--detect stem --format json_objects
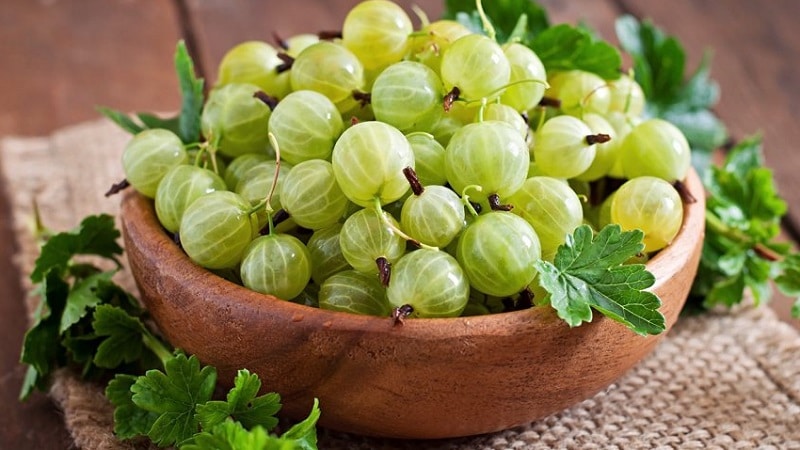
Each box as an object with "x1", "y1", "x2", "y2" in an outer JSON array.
[
  {"x1": 403, "y1": 167, "x2": 424, "y2": 196},
  {"x1": 371, "y1": 197, "x2": 437, "y2": 250},
  {"x1": 538, "y1": 96, "x2": 561, "y2": 108},
  {"x1": 443, "y1": 86, "x2": 460, "y2": 112},
  {"x1": 705, "y1": 210, "x2": 782, "y2": 262},
  {"x1": 275, "y1": 52, "x2": 294, "y2": 73},
  {"x1": 391, "y1": 304, "x2": 414, "y2": 325},
  {"x1": 476, "y1": 97, "x2": 488, "y2": 123},
  {"x1": 272, "y1": 31, "x2": 289, "y2": 50},
  {"x1": 475, "y1": 0, "x2": 496, "y2": 41},
  {"x1": 460, "y1": 185, "x2": 483, "y2": 217},
  {"x1": 377, "y1": 256, "x2": 392, "y2": 287},
  {"x1": 488, "y1": 193, "x2": 513, "y2": 211},
  {"x1": 104, "y1": 179, "x2": 129, "y2": 197},
  {"x1": 142, "y1": 331, "x2": 174, "y2": 368},
  {"x1": 411, "y1": 5, "x2": 430, "y2": 28},
  {"x1": 673, "y1": 179, "x2": 697, "y2": 204},
  {"x1": 352, "y1": 90, "x2": 371, "y2": 107},
  {"x1": 585, "y1": 134, "x2": 611, "y2": 145},
  {"x1": 253, "y1": 91, "x2": 280, "y2": 111},
  {"x1": 317, "y1": 30, "x2": 343, "y2": 40}
]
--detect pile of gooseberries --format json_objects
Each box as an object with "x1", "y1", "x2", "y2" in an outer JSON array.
[{"x1": 120, "y1": 0, "x2": 691, "y2": 320}]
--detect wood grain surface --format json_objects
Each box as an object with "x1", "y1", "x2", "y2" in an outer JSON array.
[{"x1": 0, "y1": 0, "x2": 797, "y2": 447}]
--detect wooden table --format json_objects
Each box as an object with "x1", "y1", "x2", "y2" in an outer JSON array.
[{"x1": 1, "y1": 1, "x2": 797, "y2": 447}]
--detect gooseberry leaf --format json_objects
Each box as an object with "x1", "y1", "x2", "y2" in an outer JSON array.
[
  {"x1": 19, "y1": 270, "x2": 69, "y2": 399},
  {"x1": 443, "y1": 0, "x2": 550, "y2": 44},
  {"x1": 175, "y1": 40, "x2": 204, "y2": 144},
  {"x1": 281, "y1": 398, "x2": 321, "y2": 450},
  {"x1": 30, "y1": 214, "x2": 122, "y2": 283},
  {"x1": 92, "y1": 304, "x2": 150, "y2": 369},
  {"x1": 535, "y1": 225, "x2": 666, "y2": 336},
  {"x1": 196, "y1": 369, "x2": 282, "y2": 431},
  {"x1": 106, "y1": 374, "x2": 159, "y2": 440},
  {"x1": 130, "y1": 353, "x2": 217, "y2": 447},
  {"x1": 530, "y1": 24, "x2": 622, "y2": 80}
]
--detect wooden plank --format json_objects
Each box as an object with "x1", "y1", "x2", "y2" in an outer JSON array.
[
  {"x1": 0, "y1": 0, "x2": 183, "y2": 137},
  {"x1": 0, "y1": 1, "x2": 184, "y2": 448},
  {"x1": 618, "y1": 0, "x2": 800, "y2": 234}
]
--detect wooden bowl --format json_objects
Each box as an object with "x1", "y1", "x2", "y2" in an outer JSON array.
[{"x1": 120, "y1": 169, "x2": 705, "y2": 440}]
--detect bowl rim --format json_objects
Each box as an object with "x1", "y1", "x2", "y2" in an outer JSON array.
[{"x1": 121, "y1": 167, "x2": 705, "y2": 336}]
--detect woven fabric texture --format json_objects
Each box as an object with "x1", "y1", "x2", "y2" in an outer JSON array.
[{"x1": 3, "y1": 119, "x2": 799, "y2": 449}]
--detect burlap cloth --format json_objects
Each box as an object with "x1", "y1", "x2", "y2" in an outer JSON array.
[{"x1": 2, "y1": 119, "x2": 799, "y2": 449}]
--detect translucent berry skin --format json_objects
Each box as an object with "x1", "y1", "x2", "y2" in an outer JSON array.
[
  {"x1": 372, "y1": 61, "x2": 444, "y2": 133},
  {"x1": 235, "y1": 161, "x2": 292, "y2": 230},
  {"x1": 215, "y1": 41, "x2": 290, "y2": 99},
  {"x1": 319, "y1": 270, "x2": 390, "y2": 316},
  {"x1": 548, "y1": 70, "x2": 611, "y2": 117},
  {"x1": 342, "y1": 0, "x2": 413, "y2": 71},
  {"x1": 387, "y1": 249, "x2": 470, "y2": 318},
  {"x1": 500, "y1": 42, "x2": 547, "y2": 112},
  {"x1": 122, "y1": 129, "x2": 188, "y2": 198},
  {"x1": 574, "y1": 113, "x2": 618, "y2": 182},
  {"x1": 406, "y1": 133, "x2": 447, "y2": 187},
  {"x1": 607, "y1": 74, "x2": 646, "y2": 117},
  {"x1": 179, "y1": 191, "x2": 258, "y2": 270},
  {"x1": 223, "y1": 153, "x2": 270, "y2": 190},
  {"x1": 610, "y1": 176, "x2": 683, "y2": 253},
  {"x1": 331, "y1": 121, "x2": 414, "y2": 207},
  {"x1": 307, "y1": 224, "x2": 352, "y2": 285},
  {"x1": 401, "y1": 185, "x2": 465, "y2": 248},
  {"x1": 279, "y1": 159, "x2": 349, "y2": 230},
  {"x1": 445, "y1": 120, "x2": 529, "y2": 203},
  {"x1": 268, "y1": 90, "x2": 344, "y2": 165},
  {"x1": 620, "y1": 118, "x2": 691, "y2": 182},
  {"x1": 409, "y1": 19, "x2": 472, "y2": 74},
  {"x1": 339, "y1": 207, "x2": 406, "y2": 275},
  {"x1": 481, "y1": 103, "x2": 529, "y2": 140},
  {"x1": 506, "y1": 176, "x2": 583, "y2": 261},
  {"x1": 440, "y1": 33, "x2": 511, "y2": 101},
  {"x1": 240, "y1": 233, "x2": 312, "y2": 300},
  {"x1": 201, "y1": 83, "x2": 272, "y2": 158},
  {"x1": 533, "y1": 115, "x2": 597, "y2": 180},
  {"x1": 155, "y1": 165, "x2": 226, "y2": 233},
  {"x1": 456, "y1": 211, "x2": 542, "y2": 297},
  {"x1": 290, "y1": 41, "x2": 365, "y2": 113}
]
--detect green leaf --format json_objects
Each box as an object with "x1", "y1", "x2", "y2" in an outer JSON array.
[
  {"x1": 131, "y1": 353, "x2": 217, "y2": 447},
  {"x1": 196, "y1": 369, "x2": 281, "y2": 431},
  {"x1": 443, "y1": 0, "x2": 550, "y2": 44},
  {"x1": 530, "y1": 24, "x2": 622, "y2": 80},
  {"x1": 535, "y1": 225, "x2": 665, "y2": 335},
  {"x1": 703, "y1": 272, "x2": 745, "y2": 309},
  {"x1": 694, "y1": 135, "x2": 794, "y2": 309},
  {"x1": 616, "y1": 15, "x2": 685, "y2": 103},
  {"x1": 96, "y1": 107, "x2": 145, "y2": 135},
  {"x1": 705, "y1": 137, "x2": 787, "y2": 241},
  {"x1": 19, "y1": 270, "x2": 70, "y2": 399},
  {"x1": 30, "y1": 214, "x2": 122, "y2": 283},
  {"x1": 776, "y1": 254, "x2": 800, "y2": 318},
  {"x1": 281, "y1": 398, "x2": 321, "y2": 450},
  {"x1": 92, "y1": 304, "x2": 149, "y2": 368},
  {"x1": 59, "y1": 271, "x2": 115, "y2": 333},
  {"x1": 175, "y1": 40, "x2": 204, "y2": 144},
  {"x1": 182, "y1": 422, "x2": 301, "y2": 450},
  {"x1": 137, "y1": 112, "x2": 182, "y2": 135},
  {"x1": 106, "y1": 374, "x2": 159, "y2": 440}
]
